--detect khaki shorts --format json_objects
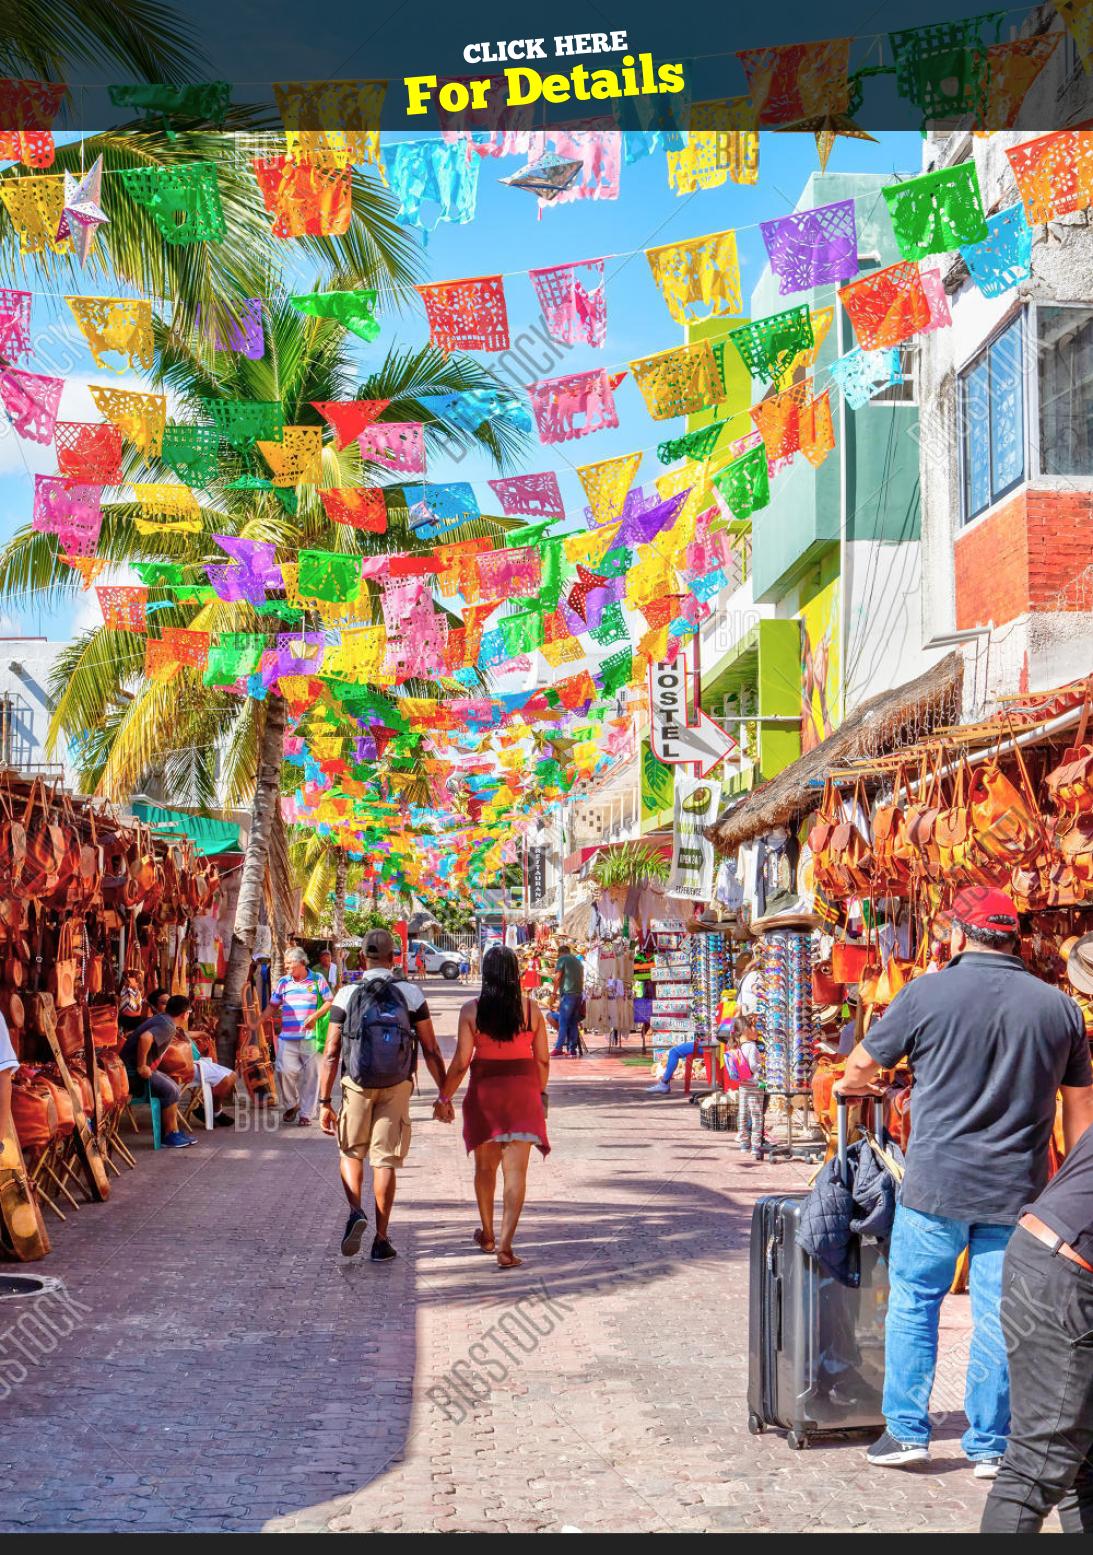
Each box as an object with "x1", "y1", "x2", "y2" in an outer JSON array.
[{"x1": 337, "y1": 1079, "x2": 413, "y2": 1168}]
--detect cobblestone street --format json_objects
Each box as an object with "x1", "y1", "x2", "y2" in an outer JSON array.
[{"x1": 1, "y1": 982, "x2": 1001, "y2": 1533}]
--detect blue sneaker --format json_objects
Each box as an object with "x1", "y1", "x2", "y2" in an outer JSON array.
[
  {"x1": 163, "y1": 1131, "x2": 195, "y2": 1149},
  {"x1": 341, "y1": 1208, "x2": 368, "y2": 1258}
]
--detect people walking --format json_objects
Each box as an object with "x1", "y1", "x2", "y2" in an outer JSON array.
[
  {"x1": 551, "y1": 942, "x2": 584, "y2": 1058},
  {"x1": 270, "y1": 947, "x2": 333, "y2": 1127},
  {"x1": 319, "y1": 928, "x2": 452, "y2": 1263},
  {"x1": 836, "y1": 887, "x2": 1093, "y2": 1475},
  {"x1": 438, "y1": 945, "x2": 550, "y2": 1269}
]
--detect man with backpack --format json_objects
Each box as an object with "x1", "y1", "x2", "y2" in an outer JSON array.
[{"x1": 318, "y1": 928, "x2": 453, "y2": 1262}]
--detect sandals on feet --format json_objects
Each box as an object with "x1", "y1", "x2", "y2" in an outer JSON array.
[
  {"x1": 496, "y1": 1250, "x2": 523, "y2": 1269},
  {"x1": 473, "y1": 1228, "x2": 496, "y2": 1253}
]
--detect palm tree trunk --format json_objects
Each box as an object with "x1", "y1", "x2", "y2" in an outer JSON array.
[
  {"x1": 333, "y1": 853, "x2": 347, "y2": 979},
  {"x1": 216, "y1": 694, "x2": 286, "y2": 1066}
]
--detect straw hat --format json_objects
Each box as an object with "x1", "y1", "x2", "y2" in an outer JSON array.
[{"x1": 1065, "y1": 933, "x2": 1093, "y2": 996}]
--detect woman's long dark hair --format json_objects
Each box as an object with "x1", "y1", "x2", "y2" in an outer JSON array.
[{"x1": 475, "y1": 945, "x2": 525, "y2": 1042}]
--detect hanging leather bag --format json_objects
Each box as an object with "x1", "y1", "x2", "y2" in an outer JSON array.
[{"x1": 968, "y1": 731, "x2": 1042, "y2": 870}]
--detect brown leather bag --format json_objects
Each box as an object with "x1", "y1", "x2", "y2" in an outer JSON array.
[
  {"x1": 100, "y1": 1049, "x2": 130, "y2": 1107},
  {"x1": 38, "y1": 1066, "x2": 75, "y2": 1138},
  {"x1": 903, "y1": 750, "x2": 943, "y2": 883},
  {"x1": 14, "y1": 780, "x2": 63, "y2": 900},
  {"x1": 50, "y1": 919, "x2": 79, "y2": 1010},
  {"x1": 1045, "y1": 685, "x2": 1093, "y2": 815},
  {"x1": 10, "y1": 1068, "x2": 58, "y2": 1151},
  {"x1": 935, "y1": 756, "x2": 976, "y2": 885},
  {"x1": 54, "y1": 1002, "x2": 85, "y2": 1061},
  {"x1": 808, "y1": 781, "x2": 841, "y2": 896},
  {"x1": 968, "y1": 734, "x2": 1042, "y2": 869},
  {"x1": 872, "y1": 768, "x2": 911, "y2": 897},
  {"x1": 830, "y1": 782, "x2": 874, "y2": 896},
  {"x1": 87, "y1": 1003, "x2": 120, "y2": 1050}
]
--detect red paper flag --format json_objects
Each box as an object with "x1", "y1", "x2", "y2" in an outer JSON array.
[{"x1": 311, "y1": 399, "x2": 390, "y2": 449}]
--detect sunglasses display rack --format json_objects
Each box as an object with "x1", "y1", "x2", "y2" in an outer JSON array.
[
  {"x1": 758, "y1": 927, "x2": 818, "y2": 1093},
  {"x1": 689, "y1": 931, "x2": 731, "y2": 1042}
]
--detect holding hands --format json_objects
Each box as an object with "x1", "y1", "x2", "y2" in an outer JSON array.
[{"x1": 433, "y1": 1097, "x2": 455, "y2": 1124}]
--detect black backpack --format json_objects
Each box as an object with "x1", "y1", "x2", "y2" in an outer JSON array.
[{"x1": 342, "y1": 974, "x2": 418, "y2": 1090}]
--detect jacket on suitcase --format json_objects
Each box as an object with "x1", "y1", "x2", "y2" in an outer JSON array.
[{"x1": 747, "y1": 1101, "x2": 890, "y2": 1446}]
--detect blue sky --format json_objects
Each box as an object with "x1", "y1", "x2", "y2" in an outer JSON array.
[{"x1": 0, "y1": 128, "x2": 921, "y2": 641}]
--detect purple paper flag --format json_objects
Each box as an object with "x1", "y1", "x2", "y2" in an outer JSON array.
[{"x1": 760, "y1": 200, "x2": 858, "y2": 296}]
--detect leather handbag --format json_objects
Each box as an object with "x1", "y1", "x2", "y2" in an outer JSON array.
[
  {"x1": 968, "y1": 733, "x2": 1042, "y2": 869},
  {"x1": 50, "y1": 920, "x2": 78, "y2": 1010},
  {"x1": 157, "y1": 1039, "x2": 195, "y2": 1086},
  {"x1": 807, "y1": 781, "x2": 841, "y2": 895},
  {"x1": 9, "y1": 1068, "x2": 58, "y2": 1151},
  {"x1": 1046, "y1": 684, "x2": 1093, "y2": 815},
  {"x1": 55, "y1": 1002, "x2": 85, "y2": 1061},
  {"x1": 100, "y1": 1050, "x2": 130, "y2": 1108},
  {"x1": 87, "y1": 1003, "x2": 120, "y2": 1050},
  {"x1": 935, "y1": 756, "x2": 976, "y2": 885},
  {"x1": 38, "y1": 1067, "x2": 75, "y2": 1138},
  {"x1": 872, "y1": 768, "x2": 911, "y2": 896},
  {"x1": 829, "y1": 780, "x2": 874, "y2": 896},
  {"x1": 831, "y1": 941, "x2": 871, "y2": 982},
  {"x1": 903, "y1": 749, "x2": 944, "y2": 883}
]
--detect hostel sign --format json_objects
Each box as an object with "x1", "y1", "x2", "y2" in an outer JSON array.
[{"x1": 648, "y1": 660, "x2": 737, "y2": 778}]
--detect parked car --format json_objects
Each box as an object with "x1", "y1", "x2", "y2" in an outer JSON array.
[{"x1": 408, "y1": 940, "x2": 461, "y2": 980}]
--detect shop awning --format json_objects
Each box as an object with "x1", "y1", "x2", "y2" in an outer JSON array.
[
  {"x1": 131, "y1": 801, "x2": 242, "y2": 856},
  {"x1": 706, "y1": 652, "x2": 964, "y2": 854}
]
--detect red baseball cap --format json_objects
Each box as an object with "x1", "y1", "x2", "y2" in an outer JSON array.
[{"x1": 951, "y1": 886, "x2": 1020, "y2": 932}]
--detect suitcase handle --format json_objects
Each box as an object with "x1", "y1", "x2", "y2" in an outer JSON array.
[{"x1": 835, "y1": 1094, "x2": 885, "y2": 1188}]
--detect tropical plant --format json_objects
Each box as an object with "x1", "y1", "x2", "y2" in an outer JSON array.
[
  {"x1": 0, "y1": 296, "x2": 531, "y2": 1056},
  {"x1": 590, "y1": 841, "x2": 669, "y2": 891},
  {"x1": 0, "y1": 0, "x2": 198, "y2": 83}
]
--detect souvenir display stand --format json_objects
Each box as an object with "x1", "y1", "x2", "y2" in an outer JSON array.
[{"x1": 0, "y1": 775, "x2": 222, "y2": 1262}]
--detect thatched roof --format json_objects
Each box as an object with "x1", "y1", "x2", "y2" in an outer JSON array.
[{"x1": 707, "y1": 652, "x2": 964, "y2": 854}]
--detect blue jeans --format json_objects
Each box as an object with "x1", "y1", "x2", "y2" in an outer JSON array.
[
  {"x1": 552, "y1": 993, "x2": 581, "y2": 1054},
  {"x1": 883, "y1": 1203, "x2": 1014, "y2": 1459},
  {"x1": 663, "y1": 1042, "x2": 697, "y2": 1083}
]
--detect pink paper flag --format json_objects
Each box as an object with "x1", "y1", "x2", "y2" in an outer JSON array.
[
  {"x1": 527, "y1": 368, "x2": 624, "y2": 444},
  {"x1": 919, "y1": 266, "x2": 952, "y2": 334},
  {"x1": 33, "y1": 474, "x2": 103, "y2": 556},
  {"x1": 529, "y1": 259, "x2": 606, "y2": 347},
  {"x1": 487, "y1": 471, "x2": 565, "y2": 518},
  {"x1": 1, "y1": 367, "x2": 64, "y2": 443},
  {"x1": 358, "y1": 421, "x2": 425, "y2": 474}
]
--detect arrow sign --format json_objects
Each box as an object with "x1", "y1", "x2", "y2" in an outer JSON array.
[
  {"x1": 651, "y1": 706, "x2": 737, "y2": 778},
  {"x1": 648, "y1": 659, "x2": 738, "y2": 776}
]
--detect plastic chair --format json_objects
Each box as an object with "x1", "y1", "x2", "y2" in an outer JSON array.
[
  {"x1": 125, "y1": 1074, "x2": 163, "y2": 1149},
  {"x1": 179, "y1": 1041, "x2": 216, "y2": 1132}
]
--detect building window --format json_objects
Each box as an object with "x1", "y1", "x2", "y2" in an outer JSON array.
[
  {"x1": 873, "y1": 343, "x2": 917, "y2": 404},
  {"x1": 960, "y1": 313, "x2": 1025, "y2": 524},
  {"x1": 1038, "y1": 305, "x2": 1093, "y2": 477}
]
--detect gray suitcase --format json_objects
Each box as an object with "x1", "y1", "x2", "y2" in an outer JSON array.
[{"x1": 747, "y1": 1098, "x2": 889, "y2": 1449}]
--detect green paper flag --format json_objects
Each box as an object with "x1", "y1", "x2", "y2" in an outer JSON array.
[
  {"x1": 134, "y1": 561, "x2": 187, "y2": 586},
  {"x1": 499, "y1": 609, "x2": 545, "y2": 658},
  {"x1": 589, "y1": 601, "x2": 629, "y2": 648},
  {"x1": 598, "y1": 547, "x2": 633, "y2": 581},
  {"x1": 202, "y1": 400, "x2": 284, "y2": 449},
  {"x1": 883, "y1": 161, "x2": 988, "y2": 262},
  {"x1": 599, "y1": 648, "x2": 633, "y2": 696},
  {"x1": 167, "y1": 583, "x2": 216, "y2": 604},
  {"x1": 297, "y1": 550, "x2": 363, "y2": 603},
  {"x1": 889, "y1": 14, "x2": 1003, "y2": 124},
  {"x1": 727, "y1": 306, "x2": 813, "y2": 385},
  {"x1": 118, "y1": 162, "x2": 225, "y2": 246},
  {"x1": 714, "y1": 446, "x2": 770, "y2": 522},
  {"x1": 253, "y1": 601, "x2": 304, "y2": 622},
  {"x1": 290, "y1": 291, "x2": 381, "y2": 343},
  {"x1": 538, "y1": 538, "x2": 571, "y2": 613},
  {"x1": 204, "y1": 632, "x2": 265, "y2": 686},
  {"x1": 161, "y1": 424, "x2": 219, "y2": 486},
  {"x1": 658, "y1": 420, "x2": 727, "y2": 465}
]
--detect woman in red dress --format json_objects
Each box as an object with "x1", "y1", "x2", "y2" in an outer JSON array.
[{"x1": 438, "y1": 945, "x2": 550, "y2": 1268}]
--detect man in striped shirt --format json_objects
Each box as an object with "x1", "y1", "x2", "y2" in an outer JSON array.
[{"x1": 270, "y1": 947, "x2": 333, "y2": 1126}]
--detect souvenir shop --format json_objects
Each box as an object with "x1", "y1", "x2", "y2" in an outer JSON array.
[
  {"x1": 706, "y1": 662, "x2": 1093, "y2": 1154},
  {"x1": 0, "y1": 775, "x2": 232, "y2": 1263}
]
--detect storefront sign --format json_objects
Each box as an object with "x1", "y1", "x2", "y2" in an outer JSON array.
[
  {"x1": 526, "y1": 843, "x2": 548, "y2": 905},
  {"x1": 668, "y1": 772, "x2": 722, "y2": 901}
]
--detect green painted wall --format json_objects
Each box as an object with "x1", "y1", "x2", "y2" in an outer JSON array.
[{"x1": 746, "y1": 170, "x2": 922, "y2": 604}]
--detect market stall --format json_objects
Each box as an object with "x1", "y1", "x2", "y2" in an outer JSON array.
[
  {"x1": 708, "y1": 665, "x2": 1093, "y2": 1156},
  {"x1": 1, "y1": 773, "x2": 223, "y2": 1261}
]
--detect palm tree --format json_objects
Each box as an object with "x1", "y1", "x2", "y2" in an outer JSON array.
[
  {"x1": 0, "y1": 0, "x2": 199, "y2": 83},
  {"x1": 0, "y1": 296, "x2": 530, "y2": 1057}
]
